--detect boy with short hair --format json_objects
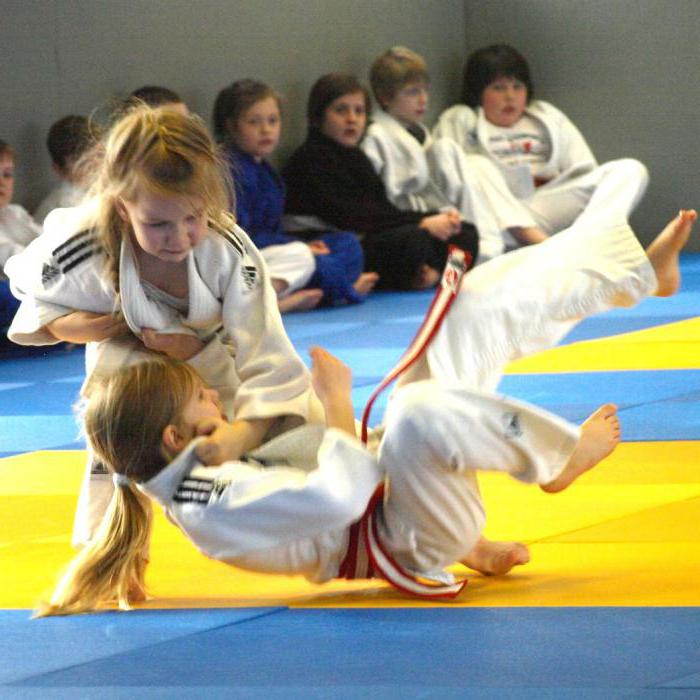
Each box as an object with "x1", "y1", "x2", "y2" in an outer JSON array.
[
  {"x1": 34, "y1": 115, "x2": 93, "y2": 224},
  {"x1": 363, "y1": 46, "x2": 548, "y2": 260}
]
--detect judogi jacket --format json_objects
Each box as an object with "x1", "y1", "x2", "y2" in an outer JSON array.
[
  {"x1": 433, "y1": 100, "x2": 597, "y2": 200},
  {"x1": 362, "y1": 110, "x2": 454, "y2": 213},
  {"x1": 140, "y1": 428, "x2": 383, "y2": 583},
  {"x1": 5, "y1": 202, "x2": 316, "y2": 424}
]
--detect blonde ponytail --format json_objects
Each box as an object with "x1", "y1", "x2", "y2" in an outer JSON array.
[
  {"x1": 36, "y1": 357, "x2": 200, "y2": 617},
  {"x1": 35, "y1": 482, "x2": 153, "y2": 617}
]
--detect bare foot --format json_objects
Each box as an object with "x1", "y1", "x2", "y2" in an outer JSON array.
[
  {"x1": 461, "y1": 537, "x2": 530, "y2": 575},
  {"x1": 278, "y1": 288, "x2": 324, "y2": 313},
  {"x1": 541, "y1": 403, "x2": 620, "y2": 493},
  {"x1": 646, "y1": 209, "x2": 697, "y2": 297},
  {"x1": 412, "y1": 264, "x2": 440, "y2": 290},
  {"x1": 353, "y1": 272, "x2": 379, "y2": 296},
  {"x1": 509, "y1": 225, "x2": 549, "y2": 245}
]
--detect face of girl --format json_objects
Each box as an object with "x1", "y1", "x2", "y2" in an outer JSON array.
[
  {"x1": 321, "y1": 91, "x2": 367, "y2": 147},
  {"x1": 181, "y1": 380, "x2": 225, "y2": 429},
  {"x1": 480, "y1": 76, "x2": 528, "y2": 128},
  {"x1": 0, "y1": 154, "x2": 15, "y2": 209},
  {"x1": 234, "y1": 96, "x2": 281, "y2": 161},
  {"x1": 117, "y1": 190, "x2": 208, "y2": 264},
  {"x1": 384, "y1": 81, "x2": 429, "y2": 126}
]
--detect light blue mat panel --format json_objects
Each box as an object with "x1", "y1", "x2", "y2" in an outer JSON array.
[{"x1": 499, "y1": 369, "x2": 700, "y2": 441}]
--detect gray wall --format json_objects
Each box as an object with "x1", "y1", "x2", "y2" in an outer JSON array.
[
  {"x1": 1, "y1": 0, "x2": 466, "y2": 210},
  {"x1": 464, "y1": 0, "x2": 700, "y2": 247},
  {"x1": 3, "y1": 0, "x2": 698, "y2": 248}
]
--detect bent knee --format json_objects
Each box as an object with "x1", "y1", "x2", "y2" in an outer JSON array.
[{"x1": 607, "y1": 158, "x2": 649, "y2": 186}]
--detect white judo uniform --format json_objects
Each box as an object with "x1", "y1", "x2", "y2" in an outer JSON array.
[
  {"x1": 0, "y1": 203, "x2": 42, "y2": 275},
  {"x1": 4, "y1": 203, "x2": 322, "y2": 545},
  {"x1": 34, "y1": 181, "x2": 85, "y2": 225},
  {"x1": 434, "y1": 101, "x2": 649, "y2": 247},
  {"x1": 259, "y1": 242, "x2": 315, "y2": 298},
  {"x1": 141, "y1": 212, "x2": 657, "y2": 592},
  {"x1": 362, "y1": 110, "x2": 517, "y2": 260}
]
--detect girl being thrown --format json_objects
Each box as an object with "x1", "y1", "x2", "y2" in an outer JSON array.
[
  {"x1": 37, "y1": 205, "x2": 696, "y2": 614},
  {"x1": 5, "y1": 106, "x2": 323, "y2": 549}
]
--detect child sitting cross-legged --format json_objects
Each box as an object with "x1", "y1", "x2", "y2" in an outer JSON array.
[
  {"x1": 213, "y1": 79, "x2": 377, "y2": 311},
  {"x1": 434, "y1": 44, "x2": 649, "y2": 249},
  {"x1": 283, "y1": 73, "x2": 479, "y2": 290},
  {"x1": 364, "y1": 46, "x2": 554, "y2": 260}
]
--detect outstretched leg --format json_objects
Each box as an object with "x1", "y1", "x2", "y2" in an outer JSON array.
[
  {"x1": 646, "y1": 209, "x2": 697, "y2": 297},
  {"x1": 541, "y1": 403, "x2": 620, "y2": 493},
  {"x1": 401, "y1": 210, "x2": 695, "y2": 393}
]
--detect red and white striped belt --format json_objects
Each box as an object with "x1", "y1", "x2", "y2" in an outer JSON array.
[{"x1": 339, "y1": 246, "x2": 472, "y2": 600}]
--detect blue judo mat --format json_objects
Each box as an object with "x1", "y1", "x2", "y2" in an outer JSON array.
[{"x1": 3, "y1": 607, "x2": 700, "y2": 697}]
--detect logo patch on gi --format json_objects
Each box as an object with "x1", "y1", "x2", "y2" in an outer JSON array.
[
  {"x1": 41, "y1": 261, "x2": 61, "y2": 288},
  {"x1": 241, "y1": 265, "x2": 257, "y2": 290},
  {"x1": 90, "y1": 460, "x2": 109, "y2": 475},
  {"x1": 502, "y1": 412, "x2": 523, "y2": 439}
]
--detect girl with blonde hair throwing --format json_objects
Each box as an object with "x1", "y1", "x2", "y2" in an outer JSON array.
[{"x1": 5, "y1": 106, "x2": 321, "y2": 549}]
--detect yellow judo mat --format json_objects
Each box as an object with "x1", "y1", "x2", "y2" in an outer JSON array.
[{"x1": 2, "y1": 317, "x2": 699, "y2": 610}]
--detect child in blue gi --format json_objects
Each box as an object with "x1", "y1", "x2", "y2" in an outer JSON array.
[{"x1": 213, "y1": 79, "x2": 378, "y2": 311}]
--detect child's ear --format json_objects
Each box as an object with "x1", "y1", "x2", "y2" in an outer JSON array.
[
  {"x1": 162, "y1": 423, "x2": 187, "y2": 455},
  {"x1": 114, "y1": 197, "x2": 129, "y2": 222}
]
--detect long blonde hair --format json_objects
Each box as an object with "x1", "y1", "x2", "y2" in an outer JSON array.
[
  {"x1": 82, "y1": 105, "x2": 235, "y2": 295},
  {"x1": 36, "y1": 358, "x2": 200, "y2": 616}
]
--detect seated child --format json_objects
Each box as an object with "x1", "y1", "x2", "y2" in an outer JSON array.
[
  {"x1": 364, "y1": 46, "x2": 534, "y2": 259},
  {"x1": 434, "y1": 44, "x2": 648, "y2": 248},
  {"x1": 127, "y1": 85, "x2": 189, "y2": 114},
  {"x1": 0, "y1": 140, "x2": 41, "y2": 330},
  {"x1": 34, "y1": 115, "x2": 94, "y2": 224},
  {"x1": 283, "y1": 73, "x2": 479, "y2": 290},
  {"x1": 213, "y1": 79, "x2": 377, "y2": 311},
  {"x1": 36, "y1": 203, "x2": 696, "y2": 613}
]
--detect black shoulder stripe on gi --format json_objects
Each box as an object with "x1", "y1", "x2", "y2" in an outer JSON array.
[
  {"x1": 44, "y1": 230, "x2": 100, "y2": 284},
  {"x1": 52, "y1": 230, "x2": 96, "y2": 257},
  {"x1": 173, "y1": 476, "x2": 215, "y2": 504},
  {"x1": 63, "y1": 249, "x2": 97, "y2": 274},
  {"x1": 221, "y1": 229, "x2": 244, "y2": 257},
  {"x1": 56, "y1": 238, "x2": 94, "y2": 266}
]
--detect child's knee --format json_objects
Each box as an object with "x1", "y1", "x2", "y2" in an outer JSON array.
[{"x1": 608, "y1": 158, "x2": 649, "y2": 188}]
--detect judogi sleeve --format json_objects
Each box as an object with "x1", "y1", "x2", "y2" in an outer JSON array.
[
  {"x1": 143, "y1": 429, "x2": 383, "y2": 562},
  {"x1": 205, "y1": 225, "x2": 314, "y2": 422},
  {"x1": 5, "y1": 209, "x2": 114, "y2": 345}
]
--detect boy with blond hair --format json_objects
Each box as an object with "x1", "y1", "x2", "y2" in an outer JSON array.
[{"x1": 363, "y1": 46, "x2": 550, "y2": 259}]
